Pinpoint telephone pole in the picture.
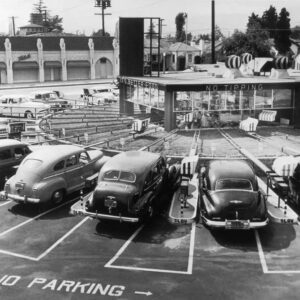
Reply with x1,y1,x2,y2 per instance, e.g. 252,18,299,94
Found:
211,0,216,64
94,0,112,36
9,16,17,36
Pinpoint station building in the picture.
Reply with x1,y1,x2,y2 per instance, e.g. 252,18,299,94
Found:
0,36,119,84
118,66,300,131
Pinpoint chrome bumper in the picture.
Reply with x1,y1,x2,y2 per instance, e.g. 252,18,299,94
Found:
71,207,140,223
202,215,269,229
0,191,40,204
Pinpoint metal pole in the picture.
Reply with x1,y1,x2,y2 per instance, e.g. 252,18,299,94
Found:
211,0,215,64
102,5,105,36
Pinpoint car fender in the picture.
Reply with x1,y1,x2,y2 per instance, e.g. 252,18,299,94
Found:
94,155,111,172
34,176,67,200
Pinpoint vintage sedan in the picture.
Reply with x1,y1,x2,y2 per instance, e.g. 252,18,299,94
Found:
0,95,50,119
1,145,107,205
199,160,268,229
82,151,179,223
0,139,31,189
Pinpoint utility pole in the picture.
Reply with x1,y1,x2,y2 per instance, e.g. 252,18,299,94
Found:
9,16,17,36
94,0,112,36
211,0,216,64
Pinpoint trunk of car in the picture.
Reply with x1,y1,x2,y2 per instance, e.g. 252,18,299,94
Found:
92,181,137,216
209,190,261,220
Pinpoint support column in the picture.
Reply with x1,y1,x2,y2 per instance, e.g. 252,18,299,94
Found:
119,83,134,115
4,38,13,84
293,86,300,128
37,38,44,82
164,90,177,132
88,38,95,80
60,38,67,81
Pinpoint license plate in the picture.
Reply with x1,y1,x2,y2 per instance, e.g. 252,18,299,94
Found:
105,199,117,208
225,220,250,230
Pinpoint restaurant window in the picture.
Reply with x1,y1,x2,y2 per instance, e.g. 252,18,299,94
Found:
273,89,292,108
193,91,209,111
241,90,255,110
174,92,192,112
255,90,273,109
225,91,240,110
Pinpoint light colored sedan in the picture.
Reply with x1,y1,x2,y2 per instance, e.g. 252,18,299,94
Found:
1,145,108,204
0,95,50,119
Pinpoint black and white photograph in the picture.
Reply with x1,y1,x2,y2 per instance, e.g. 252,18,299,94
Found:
0,0,300,299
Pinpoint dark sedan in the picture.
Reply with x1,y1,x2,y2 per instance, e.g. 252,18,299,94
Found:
199,160,268,229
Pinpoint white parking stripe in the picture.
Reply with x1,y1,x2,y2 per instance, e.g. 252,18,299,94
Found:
105,222,196,275
0,249,38,261
105,224,145,268
0,200,12,207
36,217,89,261
0,199,76,237
254,230,268,273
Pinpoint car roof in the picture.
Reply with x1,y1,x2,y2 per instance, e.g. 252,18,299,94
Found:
24,145,83,163
207,160,255,183
0,139,28,148
101,151,161,175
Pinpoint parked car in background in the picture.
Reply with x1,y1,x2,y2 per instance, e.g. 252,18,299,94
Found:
0,139,31,189
199,160,268,230
1,145,107,205
0,95,50,119
81,85,118,105
30,91,71,111
81,151,180,223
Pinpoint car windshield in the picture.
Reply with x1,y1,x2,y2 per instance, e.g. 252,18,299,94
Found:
103,170,136,183
215,179,253,191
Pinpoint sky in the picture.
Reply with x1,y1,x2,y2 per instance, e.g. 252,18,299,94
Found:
1,0,300,37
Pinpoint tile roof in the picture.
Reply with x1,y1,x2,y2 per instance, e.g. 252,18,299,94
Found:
0,36,114,52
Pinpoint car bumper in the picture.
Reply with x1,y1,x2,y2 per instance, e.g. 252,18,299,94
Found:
202,215,269,229
70,207,140,223
0,191,40,204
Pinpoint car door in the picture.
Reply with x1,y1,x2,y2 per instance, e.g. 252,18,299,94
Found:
64,153,85,193
78,151,95,180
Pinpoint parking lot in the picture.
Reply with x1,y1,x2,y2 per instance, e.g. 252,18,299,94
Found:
0,192,299,300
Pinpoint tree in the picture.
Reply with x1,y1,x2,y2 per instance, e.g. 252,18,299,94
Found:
33,0,47,14
175,12,186,43
215,25,224,40
43,15,64,32
261,5,278,38
291,26,300,39
92,29,110,37
275,8,292,55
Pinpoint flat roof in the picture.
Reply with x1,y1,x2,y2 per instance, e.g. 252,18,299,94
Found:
119,66,300,91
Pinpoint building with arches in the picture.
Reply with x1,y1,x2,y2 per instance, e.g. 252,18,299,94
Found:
0,36,119,84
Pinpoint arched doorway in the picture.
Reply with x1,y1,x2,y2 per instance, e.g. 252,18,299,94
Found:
0,62,6,84
95,57,113,79
67,61,90,80
13,61,39,83
177,56,186,71
44,61,62,81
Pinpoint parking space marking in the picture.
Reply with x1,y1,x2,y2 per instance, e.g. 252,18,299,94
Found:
255,229,300,274
105,222,196,275
0,200,12,207
0,199,76,238
0,249,38,261
36,216,89,261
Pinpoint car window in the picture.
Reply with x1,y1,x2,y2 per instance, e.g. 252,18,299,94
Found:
66,155,78,167
0,149,12,160
14,147,26,159
119,171,136,183
79,152,90,164
216,179,253,191
21,159,43,170
54,160,65,171
103,170,136,183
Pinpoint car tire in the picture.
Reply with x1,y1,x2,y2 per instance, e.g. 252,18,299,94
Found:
25,111,34,119
51,189,64,205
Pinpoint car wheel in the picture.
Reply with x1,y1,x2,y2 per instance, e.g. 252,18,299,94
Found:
51,189,64,205
25,111,34,119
